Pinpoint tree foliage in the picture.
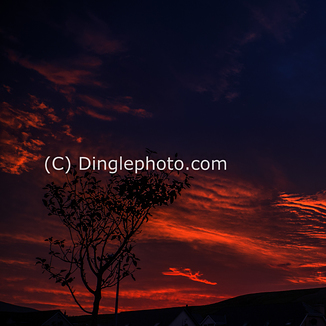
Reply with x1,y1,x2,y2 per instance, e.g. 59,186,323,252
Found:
37,159,191,325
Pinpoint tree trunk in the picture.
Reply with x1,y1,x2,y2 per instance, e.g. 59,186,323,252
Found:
91,293,101,326
91,278,102,326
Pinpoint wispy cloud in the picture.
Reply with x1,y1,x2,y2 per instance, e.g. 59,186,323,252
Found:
163,268,217,285
0,97,81,174
78,94,153,119
78,107,115,121
0,233,49,244
287,273,326,285
62,125,83,143
7,49,151,121
0,258,32,266
3,84,12,93
0,102,45,130
0,101,46,174
65,13,125,55
277,192,326,216
139,172,326,279
29,94,61,123
8,51,100,87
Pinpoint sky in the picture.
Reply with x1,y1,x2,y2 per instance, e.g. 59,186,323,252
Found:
1,0,326,316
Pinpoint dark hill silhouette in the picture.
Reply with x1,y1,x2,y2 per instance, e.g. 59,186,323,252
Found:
191,286,326,316
0,301,38,313
69,286,326,325
2,286,326,325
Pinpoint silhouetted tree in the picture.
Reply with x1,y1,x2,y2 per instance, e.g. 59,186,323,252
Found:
37,157,191,326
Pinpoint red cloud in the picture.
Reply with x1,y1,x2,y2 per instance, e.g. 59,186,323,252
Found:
0,101,45,174
19,59,94,86
0,258,32,266
0,98,83,174
3,84,11,93
78,107,115,121
277,192,326,216
0,102,45,130
29,95,61,123
137,171,326,278
79,94,153,119
0,131,43,174
287,273,326,285
79,94,104,108
163,267,217,285
62,125,83,143
7,50,102,88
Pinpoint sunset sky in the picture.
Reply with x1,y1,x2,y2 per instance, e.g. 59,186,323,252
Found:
2,0,326,316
